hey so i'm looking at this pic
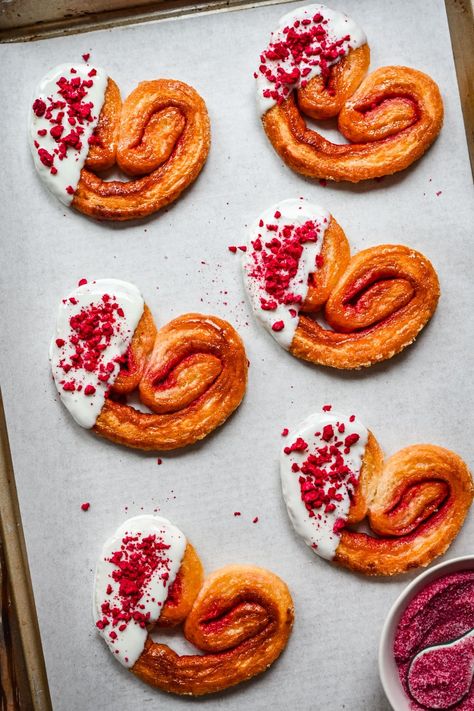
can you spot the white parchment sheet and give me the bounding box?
[0,1,473,708]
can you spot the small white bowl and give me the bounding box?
[378,555,474,710]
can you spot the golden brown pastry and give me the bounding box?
[94,516,294,695]
[242,199,439,370]
[281,410,473,576]
[29,64,210,220]
[50,279,247,450]
[256,6,443,182]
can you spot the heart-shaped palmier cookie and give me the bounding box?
[256,5,443,182]
[29,63,210,220]
[50,279,247,450]
[280,408,472,575]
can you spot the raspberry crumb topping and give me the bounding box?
[281,411,368,559]
[51,280,144,429]
[243,199,329,348]
[81,502,90,511]
[55,291,129,394]
[96,531,173,635]
[256,6,365,110]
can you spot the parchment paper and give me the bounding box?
[0,1,473,709]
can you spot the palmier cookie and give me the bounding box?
[94,515,294,695]
[50,279,247,450]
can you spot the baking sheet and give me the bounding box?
[0,0,473,709]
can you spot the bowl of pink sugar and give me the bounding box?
[379,556,474,710]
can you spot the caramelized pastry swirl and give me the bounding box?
[133,563,294,695]
[95,310,247,450]
[74,78,210,220]
[335,439,473,576]
[292,238,440,369]
[263,51,443,182]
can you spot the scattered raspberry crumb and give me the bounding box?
[84,384,96,396]
[252,517,259,524]
[157,458,162,465]
[436,191,442,196]
[66,186,75,195]
[228,246,237,253]
[272,320,284,332]
[322,404,332,412]
[281,427,289,436]
[238,245,247,252]
[78,278,88,286]
[233,511,241,517]
[81,502,90,511]
[82,53,90,62]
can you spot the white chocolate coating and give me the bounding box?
[94,515,186,668]
[242,198,329,350]
[256,4,366,114]
[50,279,144,428]
[29,63,107,205]
[280,411,368,560]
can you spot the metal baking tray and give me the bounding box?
[0,1,472,708]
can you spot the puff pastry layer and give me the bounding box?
[74,78,210,220]
[133,559,294,695]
